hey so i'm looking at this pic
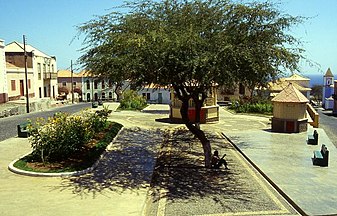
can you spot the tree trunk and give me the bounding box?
[180,97,212,168]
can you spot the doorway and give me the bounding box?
[20,80,24,96]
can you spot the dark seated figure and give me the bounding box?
[211,150,229,169]
[307,130,318,145]
[312,144,329,167]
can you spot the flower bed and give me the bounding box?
[13,109,122,173]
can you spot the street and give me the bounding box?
[317,108,337,147]
[0,102,91,142]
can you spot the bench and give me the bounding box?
[307,130,318,145]
[17,122,29,138]
[312,144,329,167]
[92,101,98,108]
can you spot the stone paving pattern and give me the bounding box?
[146,130,298,216]
[0,102,336,215]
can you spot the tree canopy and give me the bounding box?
[78,0,305,167]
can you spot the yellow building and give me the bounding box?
[6,62,34,100]
[271,83,309,133]
[5,41,58,100]
[268,73,311,99]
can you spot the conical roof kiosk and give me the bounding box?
[271,83,309,133]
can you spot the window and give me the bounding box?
[11,80,16,91]
[51,64,54,72]
[43,64,46,73]
[109,80,113,87]
[102,80,105,89]
[86,80,90,90]
[94,80,98,89]
[62,82,66,87]
[102,92,106,99]
[37,63,41,80]
[142,93,150,100]
[28,79,31,89]
[109,92,112,99]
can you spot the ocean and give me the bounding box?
[305,74,325,87]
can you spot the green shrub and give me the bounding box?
[16,122,123,173]
[27,111,108,163]
[229,100,273,114]
[119,90,147,110]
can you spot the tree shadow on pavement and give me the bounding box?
[54,128,163,198]
[150,130,255,204]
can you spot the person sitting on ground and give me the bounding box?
[211,150,229,169]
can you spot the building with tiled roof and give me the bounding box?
[5,41,58,101]
[272,83,309,103]
[57,69,119,102]
[272,83,309,133]
[267,73,311,99]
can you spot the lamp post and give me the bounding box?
[71,60,74,104]
[23,35,29,113]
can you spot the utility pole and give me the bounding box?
[71,60,74,104]
[23,35,30,113]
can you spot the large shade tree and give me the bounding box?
[78,0,304,167]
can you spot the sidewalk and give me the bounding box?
[216,108,337,216]
[0,129,159,216]
[1,103,336,215]
[0,103,158,216]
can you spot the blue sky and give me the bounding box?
[1,0,336,76]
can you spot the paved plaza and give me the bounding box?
[0,102,336,215]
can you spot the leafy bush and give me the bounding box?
[16,122,123,173]
[229,100,273,114]
[27,111,108,163]
[119,90,147,110]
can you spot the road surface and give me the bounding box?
[0,103,91,142]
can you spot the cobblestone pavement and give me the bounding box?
[1,103,316,216]
[144,128,299,216]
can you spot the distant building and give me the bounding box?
[0,39,8,104]
[267,73,311,99]
[5,41,58,100]
[333,80,337,114]
[79,71,117,102]
[322,68,334,109]
[138,84,171,104]
[57,70,83,101]
[216,83,251,102]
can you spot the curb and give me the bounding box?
[8,126,125,177]
[221,132,307,216]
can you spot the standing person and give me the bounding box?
[211,150,229,169]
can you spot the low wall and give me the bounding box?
[0,99,52,118]
[307,103,319,128]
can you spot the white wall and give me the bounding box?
[138,87,170,104]
[0,40,7,96]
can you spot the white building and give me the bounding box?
[5,41,58,100]
[0,39,8,103]
[138,84,171,104]
[80,71,117,102]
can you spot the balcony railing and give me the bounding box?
[43,72,57,80]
